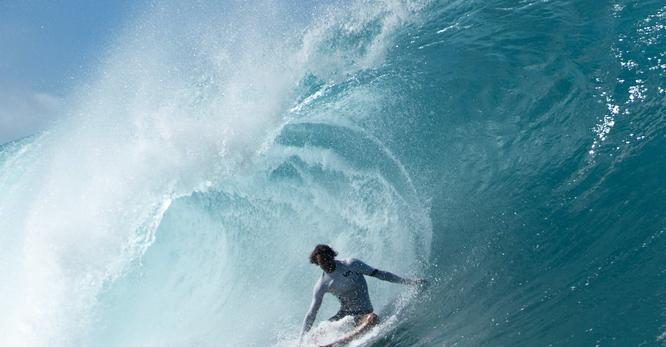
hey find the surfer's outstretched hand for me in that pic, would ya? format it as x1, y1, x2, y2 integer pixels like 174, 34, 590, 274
409, 278, 429, 289
408, 278, 430, 294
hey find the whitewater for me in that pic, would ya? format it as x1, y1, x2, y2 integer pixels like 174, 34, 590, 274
0, 0, 664, 346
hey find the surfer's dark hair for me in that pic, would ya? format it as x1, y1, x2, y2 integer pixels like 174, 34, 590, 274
310, 244, 337, 264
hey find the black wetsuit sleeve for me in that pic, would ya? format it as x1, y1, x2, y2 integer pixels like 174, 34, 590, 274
370, 269, 409, 284
349, 258, 409, 284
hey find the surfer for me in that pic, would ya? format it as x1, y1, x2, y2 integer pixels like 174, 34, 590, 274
300, 244, 426, 346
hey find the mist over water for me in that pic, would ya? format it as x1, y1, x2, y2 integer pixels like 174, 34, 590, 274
0, 0, 664, 346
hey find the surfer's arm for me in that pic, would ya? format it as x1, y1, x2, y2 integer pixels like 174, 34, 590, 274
349, 258, 420, 285
301, 279, 326, 337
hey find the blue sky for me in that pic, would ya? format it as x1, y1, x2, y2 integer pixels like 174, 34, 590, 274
0, 0, 138, 143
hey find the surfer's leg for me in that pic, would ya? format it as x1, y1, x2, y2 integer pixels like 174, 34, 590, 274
328, 310, 348, 322
321, 313, 379, 347
355, 313, 378, 327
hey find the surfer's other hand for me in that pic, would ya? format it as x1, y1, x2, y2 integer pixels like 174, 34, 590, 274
410, 278, 429, 288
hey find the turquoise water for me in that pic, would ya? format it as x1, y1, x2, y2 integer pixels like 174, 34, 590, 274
0, 0, 664, 346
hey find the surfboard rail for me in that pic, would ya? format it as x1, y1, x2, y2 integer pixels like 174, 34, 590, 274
318, 313, 379, 347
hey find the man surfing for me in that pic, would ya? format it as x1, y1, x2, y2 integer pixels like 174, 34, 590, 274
300, 244, 426, 346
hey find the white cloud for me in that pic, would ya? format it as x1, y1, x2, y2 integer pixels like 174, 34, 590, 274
0, 85, 64, 144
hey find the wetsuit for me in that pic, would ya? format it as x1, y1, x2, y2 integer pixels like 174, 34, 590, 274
300, 258, 409, 336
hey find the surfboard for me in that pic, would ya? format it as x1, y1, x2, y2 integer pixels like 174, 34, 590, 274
318, 313, 378, 347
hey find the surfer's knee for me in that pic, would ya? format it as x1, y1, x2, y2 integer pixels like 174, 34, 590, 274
366, 313, 379, 325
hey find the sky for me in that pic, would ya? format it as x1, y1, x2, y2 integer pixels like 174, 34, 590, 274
0, 0, 137, 143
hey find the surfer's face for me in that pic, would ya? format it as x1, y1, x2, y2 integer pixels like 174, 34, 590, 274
316, 255, 335, 273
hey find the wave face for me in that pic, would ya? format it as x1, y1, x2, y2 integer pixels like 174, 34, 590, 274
0, 0, 664, 346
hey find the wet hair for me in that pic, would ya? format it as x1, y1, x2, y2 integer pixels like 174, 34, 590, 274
309, 244, 337, 265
